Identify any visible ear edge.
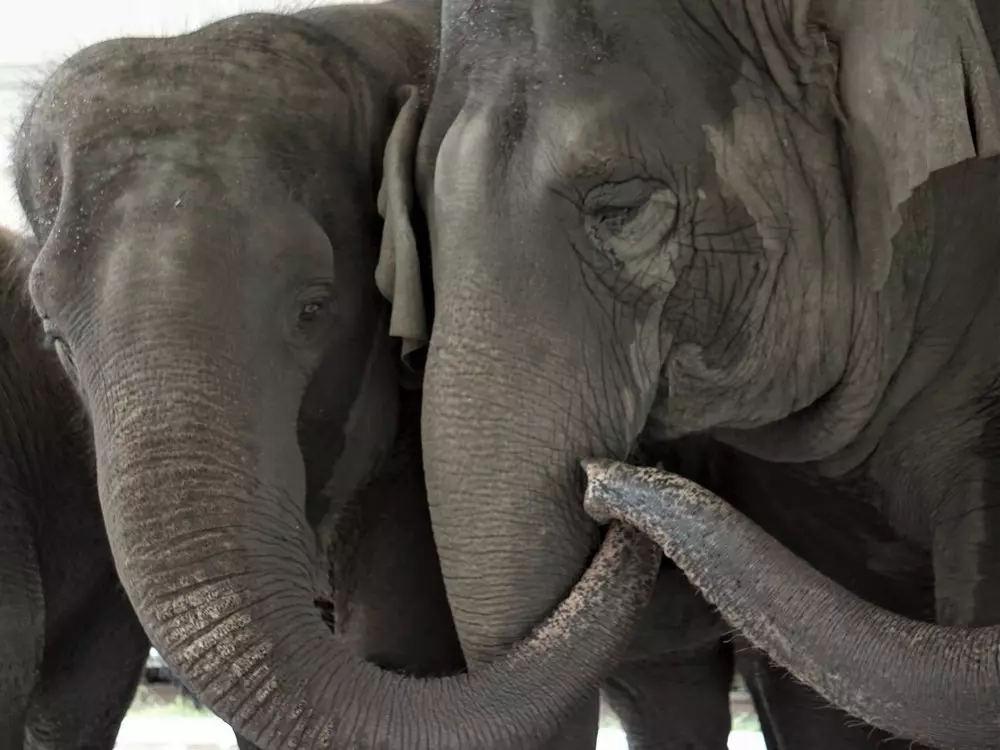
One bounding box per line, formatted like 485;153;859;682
374;84;429;372
812;0;1000;289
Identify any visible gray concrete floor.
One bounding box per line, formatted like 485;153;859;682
112;716;766;750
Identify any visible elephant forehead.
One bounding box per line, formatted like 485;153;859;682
435;98;612;175
26;17;352;164
432;5;745;190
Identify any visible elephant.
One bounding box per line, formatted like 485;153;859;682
0;232;461;750
12;1;665;748
0;225;150;748
382;0;1000;747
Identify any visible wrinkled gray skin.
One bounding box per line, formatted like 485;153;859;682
13;2;662;748
409;0;1000;747
0;226;149;749
583;150;1000;750
597;433;939;750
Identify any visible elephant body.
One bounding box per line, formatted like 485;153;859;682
0;226;149;748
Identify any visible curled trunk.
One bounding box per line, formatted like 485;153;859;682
583;459;1000;750
94;371;661;750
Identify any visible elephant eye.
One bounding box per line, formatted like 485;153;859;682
298;301;326;324
292;285;335;340
584;181;679;266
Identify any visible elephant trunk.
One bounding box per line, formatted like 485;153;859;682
422;330;622;667
420;189;657;725
85;324;661;750
585;460;1000;750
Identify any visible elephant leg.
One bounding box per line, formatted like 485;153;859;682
235;735;263;750
24;576;147;750
932;495;1000;627
736;643;933;750
603;641;733;750
548;698;599;750
0;494;44;748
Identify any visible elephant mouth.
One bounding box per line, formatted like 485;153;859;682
314;596;336;631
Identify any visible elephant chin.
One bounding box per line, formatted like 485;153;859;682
91;367;662;749
583;459;1000;750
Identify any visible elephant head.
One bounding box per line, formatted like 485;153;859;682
410;0;1000;745
14;6;661;748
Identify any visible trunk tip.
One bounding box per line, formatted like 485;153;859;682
581;457;624;524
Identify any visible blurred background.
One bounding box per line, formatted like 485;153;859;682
0;2;762;748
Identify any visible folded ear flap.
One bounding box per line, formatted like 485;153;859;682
808;0;1000;288
375;84;429;376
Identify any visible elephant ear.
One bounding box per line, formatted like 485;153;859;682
807;0;1000;289
375;84;429;375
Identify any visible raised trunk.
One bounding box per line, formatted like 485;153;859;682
89;352;660;750
584;459;1000;750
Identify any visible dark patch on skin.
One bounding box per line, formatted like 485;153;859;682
0;227;38;310
977;0;1000;63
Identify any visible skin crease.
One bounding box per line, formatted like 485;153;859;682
0;226;149;749
13;2;663;748
412;0;1000;747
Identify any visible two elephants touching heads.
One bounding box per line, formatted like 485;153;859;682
11;0;1000;749
12;2;655;748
